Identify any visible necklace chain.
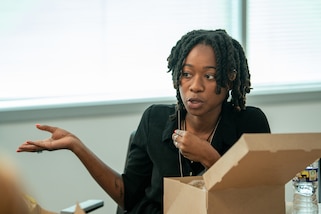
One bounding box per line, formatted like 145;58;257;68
182;117;221;144
178;113;221;177
183;117;221;165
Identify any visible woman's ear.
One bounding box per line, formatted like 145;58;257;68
228;69;237;82
227;69;237;90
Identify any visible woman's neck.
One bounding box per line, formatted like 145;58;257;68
184;112;221;136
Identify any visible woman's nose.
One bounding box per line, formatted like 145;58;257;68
189;76;204;92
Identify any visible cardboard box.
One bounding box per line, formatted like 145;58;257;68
164;133;321;214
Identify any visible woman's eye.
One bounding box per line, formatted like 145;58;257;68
182;71;191;78
205;74;215;80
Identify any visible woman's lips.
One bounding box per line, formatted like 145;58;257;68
186;98;204;109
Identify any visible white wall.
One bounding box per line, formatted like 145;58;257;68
0;91;321;214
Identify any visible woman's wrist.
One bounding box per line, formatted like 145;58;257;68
202;145;221;169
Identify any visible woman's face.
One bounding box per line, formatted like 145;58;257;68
179;44;228;117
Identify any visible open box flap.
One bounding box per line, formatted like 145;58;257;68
203;133;321;192
163;176;206;213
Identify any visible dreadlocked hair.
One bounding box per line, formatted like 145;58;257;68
167;29;251;113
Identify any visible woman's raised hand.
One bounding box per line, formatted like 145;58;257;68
17;124;81;153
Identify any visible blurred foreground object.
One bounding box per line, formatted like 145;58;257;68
0;152;88;214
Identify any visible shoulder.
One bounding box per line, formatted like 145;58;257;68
223;102;266;117
238;105;271;133
242;106;267;118
223;103;271;133
143;104;175;114
141;104;176;121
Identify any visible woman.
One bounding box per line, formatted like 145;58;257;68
17;29;270;213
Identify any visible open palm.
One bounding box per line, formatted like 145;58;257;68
17;124;80;153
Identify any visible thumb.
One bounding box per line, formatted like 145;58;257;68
35;124;57;133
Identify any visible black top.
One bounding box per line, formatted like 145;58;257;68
122;102;271;213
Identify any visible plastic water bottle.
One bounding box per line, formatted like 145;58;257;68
292;160;319;214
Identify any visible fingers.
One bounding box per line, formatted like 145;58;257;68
17;124;59;153
36;124;57;133
172;132;180;148
172;134;179;148
174;129;185;137
172;129;185;149
174;140;179;148
16;141;44;153
172;131;193;160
